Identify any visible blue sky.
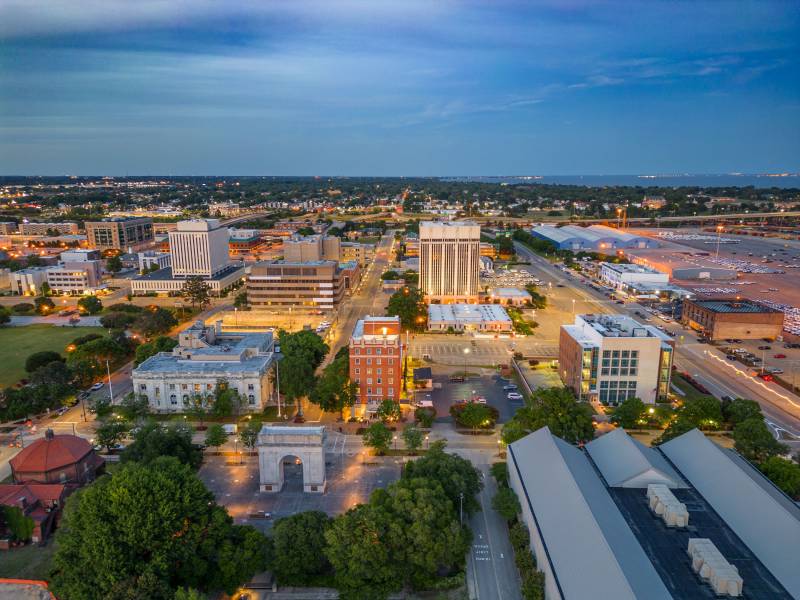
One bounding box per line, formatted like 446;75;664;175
1;0;798;175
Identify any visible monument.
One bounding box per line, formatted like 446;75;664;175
257;425;327;493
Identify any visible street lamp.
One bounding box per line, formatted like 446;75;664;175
425;435;429;449
572;298;576;315
463;347;470;378
715;225;724;259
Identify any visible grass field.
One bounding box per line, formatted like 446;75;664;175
0;325;106;387
0;541;56;581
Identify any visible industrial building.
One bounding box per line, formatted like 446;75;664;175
559;314;674;404
531;224;658;252
507;426;798;600
681;299;784;341
600;262;669;290
132;321;276;413
419;221;481;302
349;316;404;416
427;303;512;332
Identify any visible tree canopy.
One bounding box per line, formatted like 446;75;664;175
271;511;332;585
77;295;103;315
132;307;178;339
134;336;178;365
25;350;64;373
733;417;787;463
182;276;212;309
277;329;328;403
122;422;202;470
309;353;356;418
502;387;594;445
610;397;646;429
386;287;426;331
51;457;269;600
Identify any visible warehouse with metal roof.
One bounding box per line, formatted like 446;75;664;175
508;426;797;599
531;224;658;251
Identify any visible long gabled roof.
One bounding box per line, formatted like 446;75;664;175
508;427;672;600
585;428;687;488
661;428;800;598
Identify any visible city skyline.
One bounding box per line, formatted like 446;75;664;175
1;1;798;175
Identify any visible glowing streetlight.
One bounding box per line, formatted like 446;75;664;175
463;347;470;379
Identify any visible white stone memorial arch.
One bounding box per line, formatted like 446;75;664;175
257;426;327;493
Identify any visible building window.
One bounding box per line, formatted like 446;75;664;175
376;348;382;355
376;358;382;365
248;394;255;405
367;358;372;365
182;383;188;390
355;368;360;374
355;358;360;365
376;368;382;375
169;384;176;391
377;378;382;384
367;378;373;385
248;383;254;391
206;383;213;390
388;358;393;365
388;388;394;397
183;395;189;405
170;394;177;405
194;384;201;392
140;384;147;391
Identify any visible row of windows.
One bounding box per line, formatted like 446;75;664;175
353;368;394;376
602;350;639;359
599;380;637;390
351;347;396;356
353;358;395;365
140;382;256;393
360;387;395;397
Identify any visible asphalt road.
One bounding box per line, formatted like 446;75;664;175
513;239;800;449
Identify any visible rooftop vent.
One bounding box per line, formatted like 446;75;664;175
687;538;743;597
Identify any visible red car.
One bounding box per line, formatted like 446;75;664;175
757;372;774;382
773;354;787;359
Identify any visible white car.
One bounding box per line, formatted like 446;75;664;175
90;382;104;392
507;392;523;400
475;397;487;404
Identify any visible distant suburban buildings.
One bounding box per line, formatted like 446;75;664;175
85;217;154;251
247;260;358;311
507;426;799;600
208;200;243;217
532;224;657;252
132;321;276;413
419;221;481;303
349;316;404;417
559;314;674;404
131;219;244;296
228;229;265;254
0;221;16;234
681;298;784;341
427;303;513;332
642;195;667;209
19;221;79;235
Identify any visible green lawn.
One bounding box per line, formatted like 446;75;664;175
0;541;56;581
671;373;714;403
0;325;107;387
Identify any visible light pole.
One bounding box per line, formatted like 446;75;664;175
463;347;470;379
572;298;576;315
234;307;238;327
715;225;723;259
459;492;464;525
106;359;114;404
275;359;282;418
425;435;429;449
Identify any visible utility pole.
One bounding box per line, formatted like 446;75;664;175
715;225;723;259
275;359;282;418
460;492;464;525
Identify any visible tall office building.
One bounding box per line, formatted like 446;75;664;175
169;219;230;278
283;234;340;262
559;314;674;404
419;221;480;302
85;217;154;251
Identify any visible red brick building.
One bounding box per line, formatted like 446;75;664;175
349;316;404;417
10;431;104;485
0;483;66;543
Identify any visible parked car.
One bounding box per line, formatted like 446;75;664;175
758;345;771;350
774;354;787;359
766;367;784;375
90;382;104;391
726;355;737;361
475;397;487;404
449;375;465;383
507;392;523;400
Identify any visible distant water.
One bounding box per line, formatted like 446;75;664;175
444;174;800;189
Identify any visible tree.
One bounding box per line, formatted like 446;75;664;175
504;387;594;444
324;504;403;600
133;307;178;338
205;424;227;449
50;457;269;600
655;417;697;445
610;397;646;429
34;296;55;315
96;419;130;451
501;419;528;445
376;399;402;423
724;398;763;426
414;406;435;428
2;505;35;542
182;276;212;309
30;360;73;390
362;422;393;455
271;511;332;585
380;270;400;280
733;417;787;463
450;402;497;431
210;379;242;418
135;335;178;365
402;424;423;454
277;330;328;406
39;281;52;296
386;286;426;331
12;302;34;314
78;295;103;315
309;353;356;419
101;311;135;329
25;350;64;373
403;440;483;515
490;462;509;487
238;420;261;451
119;393;150;421
492;487;521;521
0;306;11;325
233;290;247;309
679;395;723;429
174;589;207;600
106;254;123;273
123;422;202;470
759;456;800;499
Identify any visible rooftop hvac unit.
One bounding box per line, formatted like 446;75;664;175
647;484;689;528
687;538;743;597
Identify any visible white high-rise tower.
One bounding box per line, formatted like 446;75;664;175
419;221;481;302
169;219;230;278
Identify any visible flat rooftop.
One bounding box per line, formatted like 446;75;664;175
428;303;511;323
601;262;665;275
575;314;669;339
135;263;244;281
690;299;781;314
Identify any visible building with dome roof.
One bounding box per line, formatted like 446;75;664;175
10;430;103;485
